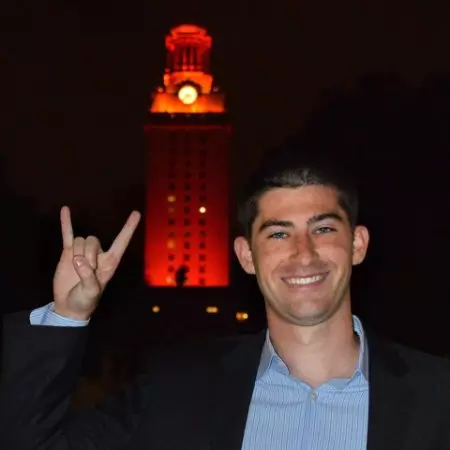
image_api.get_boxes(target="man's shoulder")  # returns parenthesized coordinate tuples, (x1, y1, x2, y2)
(393, 341, 449, 368)
(373, 336, 450, 383)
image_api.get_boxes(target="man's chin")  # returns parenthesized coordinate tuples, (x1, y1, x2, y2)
(287, 313, 331, 327)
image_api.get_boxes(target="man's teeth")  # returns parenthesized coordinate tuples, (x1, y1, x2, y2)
(284, 275, 323, 285)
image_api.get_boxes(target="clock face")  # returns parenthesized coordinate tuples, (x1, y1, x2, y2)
(178, 85, 198, 105)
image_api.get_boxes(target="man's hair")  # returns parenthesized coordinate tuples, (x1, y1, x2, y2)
(237, 136, 359, 239)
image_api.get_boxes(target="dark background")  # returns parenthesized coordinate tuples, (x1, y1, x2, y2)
(2, 0, 450, 388)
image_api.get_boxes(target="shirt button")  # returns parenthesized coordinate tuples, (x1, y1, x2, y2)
(309, 391, 318, 401)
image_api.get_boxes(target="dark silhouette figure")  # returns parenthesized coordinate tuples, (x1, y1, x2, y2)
(175, 265, 189, 287)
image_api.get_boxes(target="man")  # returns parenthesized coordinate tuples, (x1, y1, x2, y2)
(1, 142, 450, 450)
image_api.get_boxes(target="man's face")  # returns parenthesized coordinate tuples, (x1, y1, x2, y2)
(234, 185, 369, 327)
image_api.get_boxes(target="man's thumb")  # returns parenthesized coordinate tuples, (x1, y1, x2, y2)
(73, 256, 100, 298)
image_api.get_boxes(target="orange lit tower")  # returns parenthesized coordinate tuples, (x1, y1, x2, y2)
(144, 24, 231, 288)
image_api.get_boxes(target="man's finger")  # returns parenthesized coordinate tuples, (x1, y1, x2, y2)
(85, 236, 102, 270)
(60, 206, 74, 249)
(73, 237, 86, 257)
(73, 256, 101, 300)
(107, 211, 141, 261)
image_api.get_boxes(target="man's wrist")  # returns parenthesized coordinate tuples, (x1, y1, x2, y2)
(53, 304, 92, 322)
(30, 302, 91, 327)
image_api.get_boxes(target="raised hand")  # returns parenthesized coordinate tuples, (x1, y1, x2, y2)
(53, 206, 141, 320)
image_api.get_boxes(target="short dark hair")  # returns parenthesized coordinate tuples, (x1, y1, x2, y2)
(237, 137, 359, 239)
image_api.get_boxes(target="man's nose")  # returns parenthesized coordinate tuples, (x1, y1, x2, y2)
(289, 235, 317, 265)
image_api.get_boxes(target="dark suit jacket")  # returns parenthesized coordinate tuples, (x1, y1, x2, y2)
(1, 311, 450, 450)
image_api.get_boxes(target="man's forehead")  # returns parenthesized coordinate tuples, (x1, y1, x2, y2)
(251, 185, 348, 229)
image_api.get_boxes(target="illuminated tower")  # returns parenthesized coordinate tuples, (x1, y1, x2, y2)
(144, 24, 231, 288)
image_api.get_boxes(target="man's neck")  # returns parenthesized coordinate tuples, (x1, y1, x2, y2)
(267, 311, 360, 388)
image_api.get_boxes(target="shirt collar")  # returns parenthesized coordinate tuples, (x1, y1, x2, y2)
(256, 315, 369, 381)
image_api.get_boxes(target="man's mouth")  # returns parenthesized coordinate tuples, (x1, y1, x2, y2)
(282, 273, 328, 286)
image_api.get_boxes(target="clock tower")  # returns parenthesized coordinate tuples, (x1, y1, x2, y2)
(144, 24, 231, 288)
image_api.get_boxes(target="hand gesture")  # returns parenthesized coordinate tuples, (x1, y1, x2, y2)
(53, 206, 141, 320)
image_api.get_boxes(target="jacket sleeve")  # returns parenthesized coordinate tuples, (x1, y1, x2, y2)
(0, 311, 150, 450)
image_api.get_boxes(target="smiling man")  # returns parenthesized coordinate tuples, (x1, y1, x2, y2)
(233, 152, 372, 448)
(1, 139, 450, 450)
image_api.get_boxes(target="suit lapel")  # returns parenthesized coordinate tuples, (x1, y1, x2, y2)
(366, 333, 415, 450)
(209, 331, 265, 450)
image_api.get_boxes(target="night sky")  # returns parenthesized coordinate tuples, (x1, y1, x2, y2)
(3, 0, 450, 355)
(4, 1, 450, 221)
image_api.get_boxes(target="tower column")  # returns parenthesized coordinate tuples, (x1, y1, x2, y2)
(144, 24, 231, 288)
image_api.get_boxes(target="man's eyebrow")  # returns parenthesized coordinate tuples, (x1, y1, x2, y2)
(258, 220, 293, 234)
(307, 212, 344, 226)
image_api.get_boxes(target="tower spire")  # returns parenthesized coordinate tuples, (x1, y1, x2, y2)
(150, 24, 224, 114)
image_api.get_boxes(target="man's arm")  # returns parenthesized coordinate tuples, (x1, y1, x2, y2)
(0, 207, 143, 449)
(0, 310, 150, 450)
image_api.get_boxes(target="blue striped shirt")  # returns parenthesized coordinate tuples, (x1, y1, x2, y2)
(30, 302, 90, 327)
(242, 316, 369, 450)
(31, 305, 369, 449)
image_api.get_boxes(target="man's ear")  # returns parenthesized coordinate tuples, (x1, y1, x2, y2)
(234, 236, 255, 274)
(352, 225, 369, 266)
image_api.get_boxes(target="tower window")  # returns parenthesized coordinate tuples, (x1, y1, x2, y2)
(168, 254, 175, 261)
(199, 242, 205, 249)
(184, 219, 191, 226)
(184, 242, 190, 249)
(184, 207, 191, 214)
(184, 195, 191, 202)
(199, 266, 205, 273)
(184, 183, 191, 190)
(199, 278, 205, 286)
(199, 254, 206, 261)
(168, 219, 175, 225)
(199, 219, 206, 226)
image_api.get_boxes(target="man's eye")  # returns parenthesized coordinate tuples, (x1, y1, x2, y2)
(315, 226, 335, 234)
(268, 232, 288, 240)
